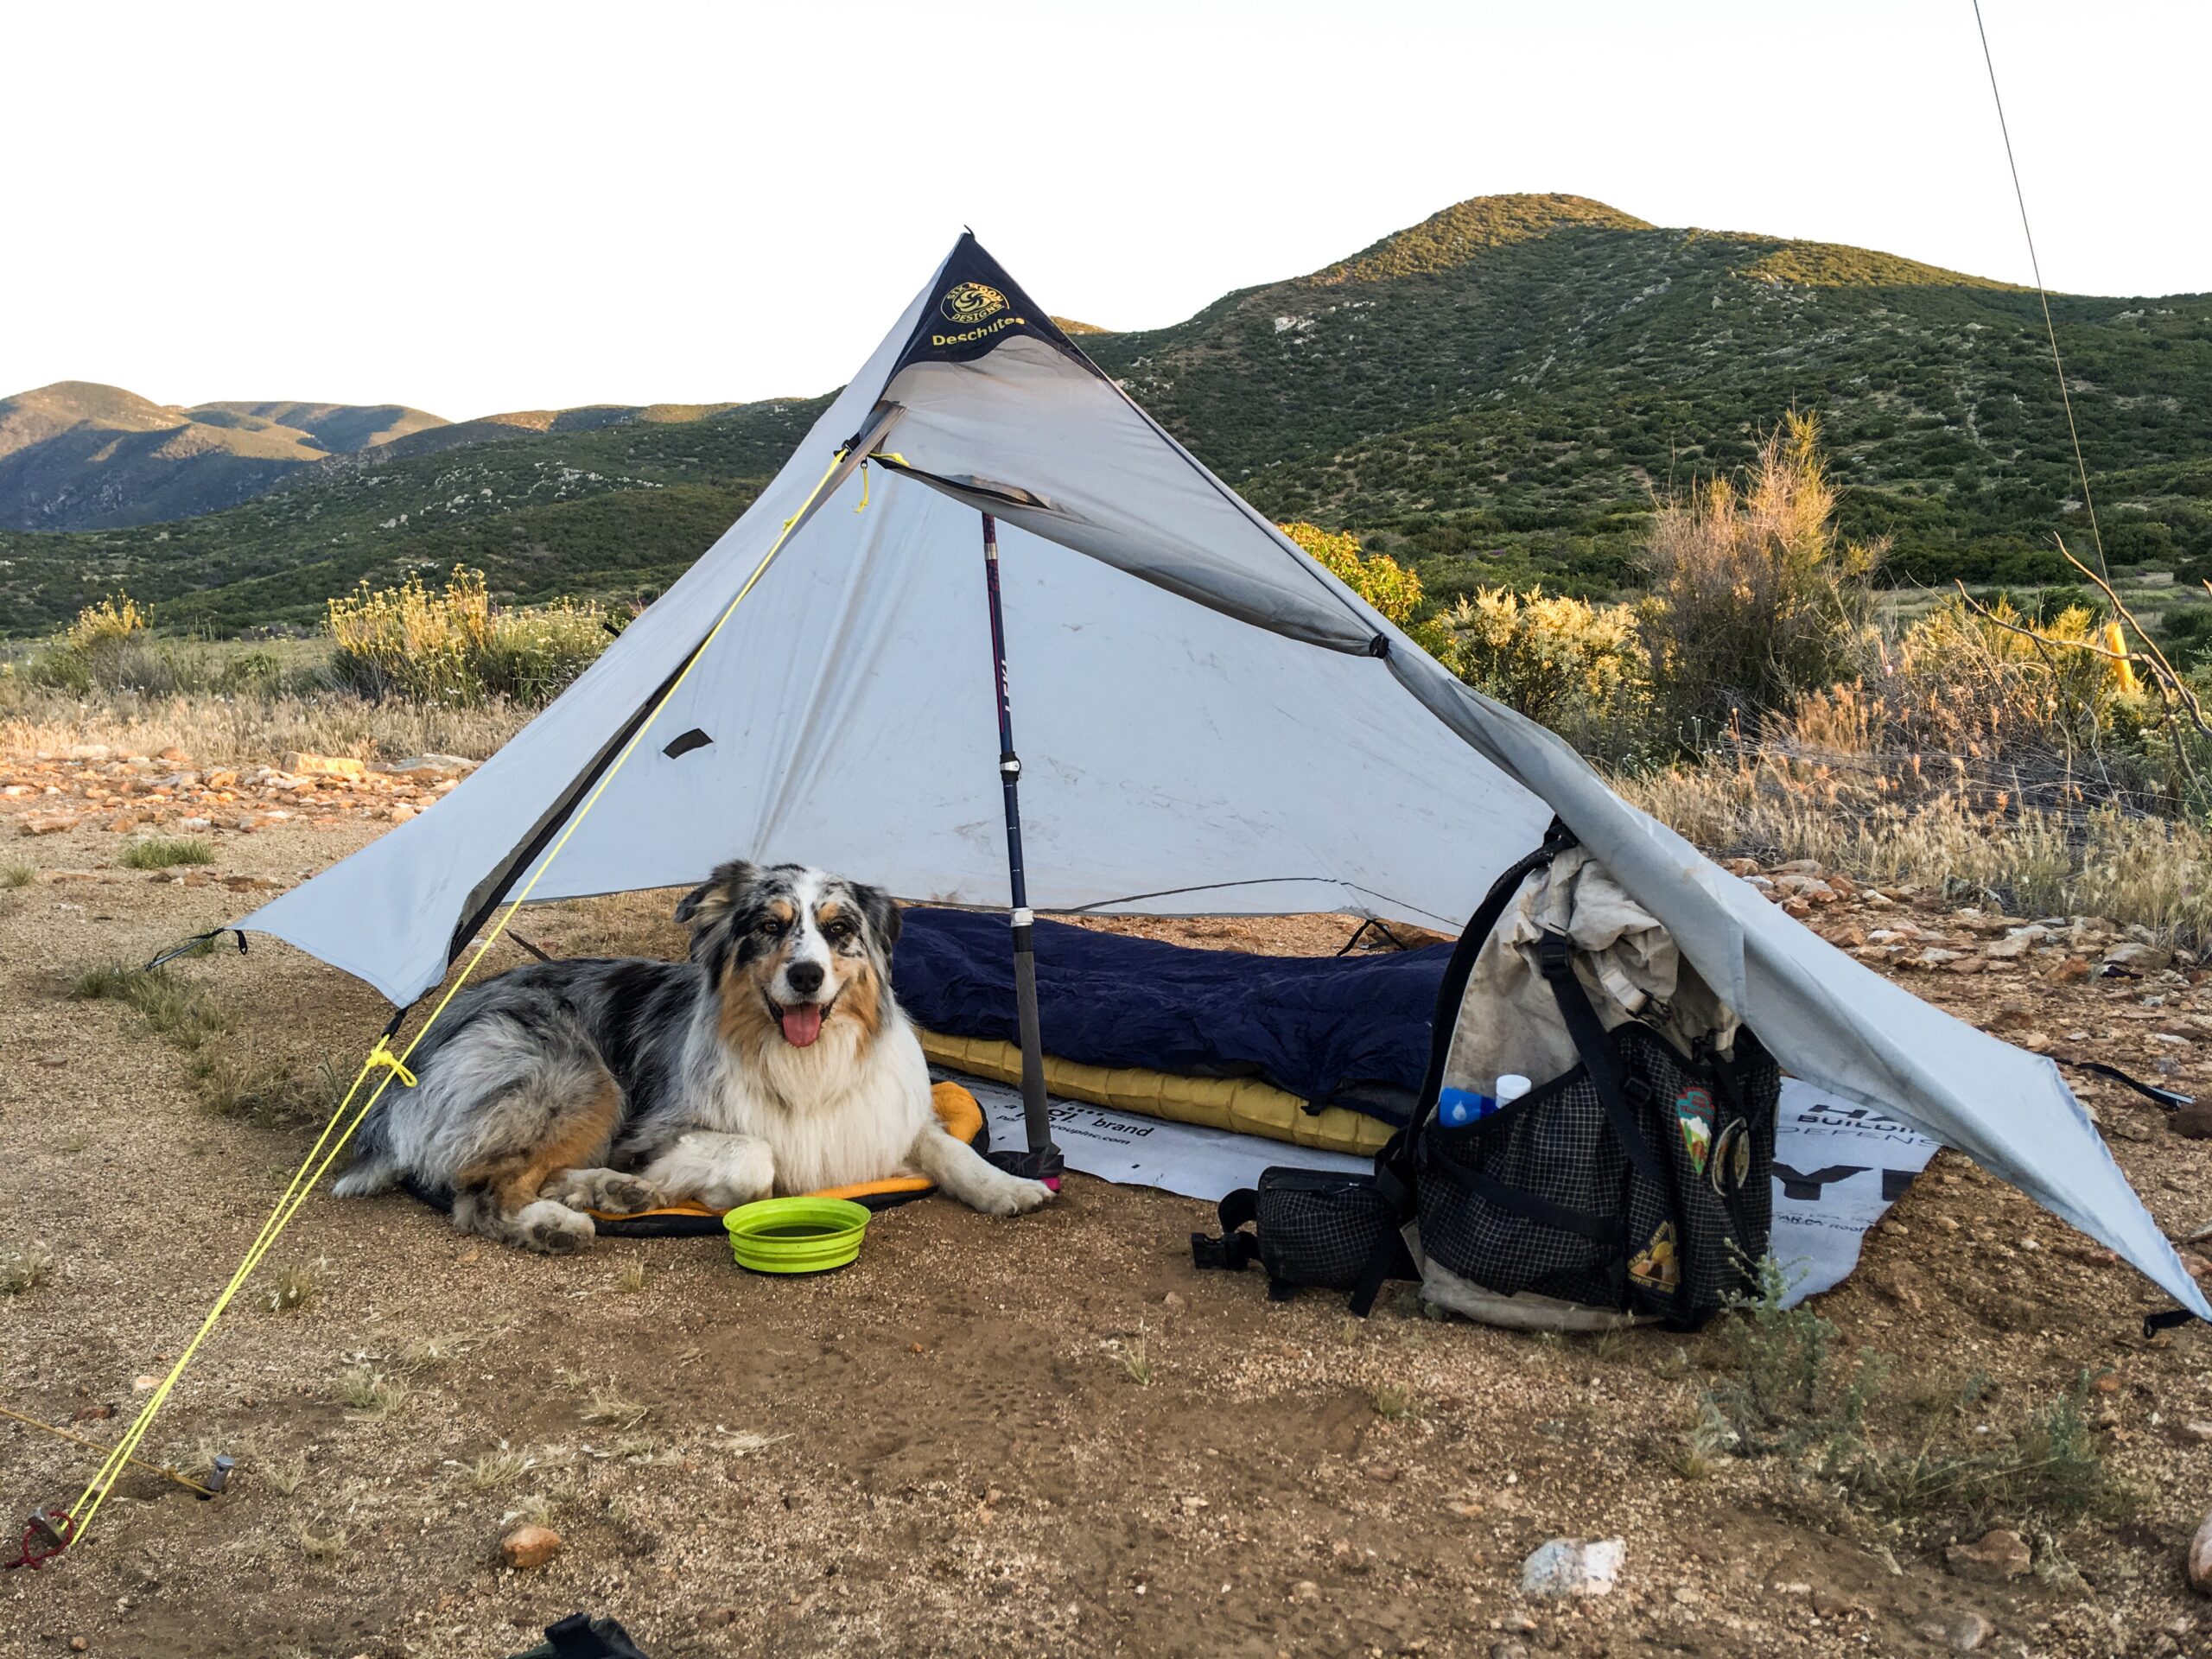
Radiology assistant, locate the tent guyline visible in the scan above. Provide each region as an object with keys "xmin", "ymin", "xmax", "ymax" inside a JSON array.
[
  {"xmin": 1970, "ymin": 0, "xmax": 2108, "ymax": 582},
  {"xmin": 58, "ymin": 441, "xmax": 861, "ymax": 1549}
]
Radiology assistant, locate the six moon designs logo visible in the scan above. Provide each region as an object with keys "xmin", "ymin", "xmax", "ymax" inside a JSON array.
[{"xmin": 940, "ymin": 282, "xmax": 1007, "ymax": 326}]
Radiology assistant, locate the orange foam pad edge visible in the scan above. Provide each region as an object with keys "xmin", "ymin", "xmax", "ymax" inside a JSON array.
[{"xmin": 583, "ymin": 1081, "xmax": 983, "ymax": 1221}]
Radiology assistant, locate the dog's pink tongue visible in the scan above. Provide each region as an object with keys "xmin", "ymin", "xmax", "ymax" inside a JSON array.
[{"xmin": 780, "ymin": 1003, "xmax": 824, "ymax": 1047}]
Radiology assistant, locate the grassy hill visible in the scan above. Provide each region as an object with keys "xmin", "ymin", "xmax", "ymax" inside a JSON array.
[
  {"xmin": 5, "ymin": 194, "xmax": 2210, "ymax": 633},
  {"xmin": 1074, "ymin": 195, "xmax": 2212, "ymax": 602},
  {"xmin": 0, "ymin": 395, "xmax": 831, "ymax": 632},
  {"xmin": 0, "ymin": 383, "xmax": 448, "ymax": 532}
]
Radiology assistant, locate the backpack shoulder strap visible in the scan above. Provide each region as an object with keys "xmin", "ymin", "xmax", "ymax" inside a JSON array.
[{"xmin": 1534, "ymin": 930, "xmax": 1670, "ymax": 1192}]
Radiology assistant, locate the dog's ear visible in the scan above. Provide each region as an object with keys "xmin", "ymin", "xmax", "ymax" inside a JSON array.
[
  {"xmin": 851, "ymin": 881, "xmax": 901, "ymax": 954},
  {"xmin": 676, "ymin": 860, "xmax": 757, "ymax": 932}
]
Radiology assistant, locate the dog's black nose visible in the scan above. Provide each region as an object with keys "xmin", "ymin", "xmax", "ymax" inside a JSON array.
[{"xmin": 785, "ymin": 961, "xmax": 825, "ymax": 995}]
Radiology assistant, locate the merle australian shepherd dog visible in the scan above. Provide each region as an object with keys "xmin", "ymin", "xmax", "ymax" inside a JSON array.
[{"xmin": 334, "ymin": 861, "xmax": 1054, "ymax": 1252}]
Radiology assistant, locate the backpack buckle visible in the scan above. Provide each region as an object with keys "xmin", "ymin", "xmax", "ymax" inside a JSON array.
[{"xmin": 1535, "ymin": 931, "xmax": 1576, "ymax": 982}]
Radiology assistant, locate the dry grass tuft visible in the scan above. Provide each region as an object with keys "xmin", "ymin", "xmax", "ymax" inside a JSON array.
[
  {"xmin": 0, "ymin": 862, "xmax": 35, "ymax": 889},
  {"xmin": 263, "ymin": 1256, "xmax": 327, "ymax": 1314},
  {"xmin": 296, "ymin": 1524, "xmax": 349, "ymax": 1565},
  {"xmin": 470, "ymin": 1443, "xmax": 532, "ymax": 1490},
  {"xmin": 579, "ymin": 1387, "xmax": 650, "ymax": 1430},
  {"xmin": 337, "ymin": 1367, "xmax": 408, "ymax": 1421},
  {"xmin": 259, "ymin": 1451, "xmax": 309, "ymax": 1497},
  {"xmin": 1, "ymin": 1240, "xmax": 56, "ymax": 1294}
]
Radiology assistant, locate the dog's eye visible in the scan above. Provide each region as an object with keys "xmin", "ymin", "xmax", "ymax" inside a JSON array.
[
  {"xmin": 758, "ymin": 916, "xmax": 786, "ymax": 938},
  {"xmin": 822, "ymin": 920, "xmax": 854, "ymax": 946}
]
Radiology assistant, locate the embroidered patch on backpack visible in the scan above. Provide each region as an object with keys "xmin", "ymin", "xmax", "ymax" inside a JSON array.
[
  {"xmin": 1630, "ymin": 1221, "xmax": 1680, "ymax": 1292},
  {"xmin": 1675, "ymin": 1088, "xmax": 1715, "ymax": 1176}
]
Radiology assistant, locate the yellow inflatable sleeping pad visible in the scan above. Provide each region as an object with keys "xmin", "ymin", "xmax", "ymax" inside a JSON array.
[{"xmin": 916, "ymin": 1029, "xmax": 1393, "ymax": 1158}]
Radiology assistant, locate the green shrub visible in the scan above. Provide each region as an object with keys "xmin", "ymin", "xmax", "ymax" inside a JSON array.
[
  {"xmin": 1442, "ymin": 585, "xmax": 1651, "ymax": 760},
  {"xmin": 324, "ymin": 567, "xmax": 608, "ymax": 706}
]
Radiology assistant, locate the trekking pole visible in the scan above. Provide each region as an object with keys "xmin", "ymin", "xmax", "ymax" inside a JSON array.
[{"xmin": 978, "ymin": 512, "xmax": 1064, "ymax": 1185}]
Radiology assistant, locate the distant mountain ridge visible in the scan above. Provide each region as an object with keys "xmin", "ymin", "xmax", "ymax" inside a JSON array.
[
  {"xmin": 4, "ymin": 193, "xmax": 2209, "ymax": 632},
  {"xmin": 0, "ymin": 382, "xmax": 448, "ymax": 531}
]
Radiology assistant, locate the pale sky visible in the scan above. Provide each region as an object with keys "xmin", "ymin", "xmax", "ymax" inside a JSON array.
[{"xmin": 5, "ymin": 1, "xmax": 2205, "ymax": 421}]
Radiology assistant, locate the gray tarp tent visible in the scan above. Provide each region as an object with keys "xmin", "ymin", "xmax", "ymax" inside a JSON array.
[{"xmin": 238, "ymin": 235, "xmax": 2208, "ymax": 1319}]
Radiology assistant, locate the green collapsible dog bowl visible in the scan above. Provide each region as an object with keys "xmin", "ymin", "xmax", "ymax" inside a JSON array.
[{"xmin": 723, "ymin": 1197, "xmax": 871, "ymax": 1274}]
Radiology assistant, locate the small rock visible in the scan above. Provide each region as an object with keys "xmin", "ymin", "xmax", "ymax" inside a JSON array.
[
  {"xmin": 71, "ymin": 1405, "xmax": 116, "ymax": 1422},
  {"xmin": 2191, "ymin": 1509, "xmax": 2212, "ymax": 1593},
  {"xmin": 131, "ymin": 1374, "xmax": 160, "ymax": 1393},
  {"xmin": 1947, "ymin": 1611, "xmax": 1991, "ymax": 1652},
  {"xmin": 2052, "ymin": 958, "xmax": 2093, "ymax": 984},
  {"xmin": 21, "ymin": 813, "xmax": 78, "ymax": 836},
  {"xmin": 1288, "ymin": 1580, "xmax": 1321, "ymax": 1602},
  {"xmin": 500, "ymin": 1523, "xmax": 563, "ymax": 1570},
  {"xmin": 281, "ymin": 751, "xmax": 367, "ymax": 779},
  {"xmin": 1810, "ymin": 1587, "xmax": 1861, "ymax": 1618},
  {"xmin": 1719, "ymin": 857, "xmax": 1760, "ymax": 877},
  {"xmin": 1948, "ymin": 957, "xmax": 1987, "ymax": 976},
  {"xmin": 1491, "ymin": 1644, "xmax": 1529, "ymax": 1659},
  {"xmin": 2181, "ymin": 1421, "xmax": 2212, "ymax": 1443},
  {"xmin": 1162, "ymin": 1292, "xmax": 1185, "ymax": 1308},
  {"xmin": 2105, "ymin": 940, "xmax": 2174, "ymax": 976},
  {"xmin": 1947, "ymin": 1529, "xmax": 2031, "ymax": 1583},
  {"xmin": 69, "ymin": 1639, "xmax": 87, "ymax": 1653},
  {"xmin": 377, "ymin": 753, "xmax": 474, "ymax": 782},
  {"xmin": 1984, "ymin": 935, "xmax": 2035, "ymax": 961},
  {"xmin": 1771, "ymin": 858, "xmax": 1825, "ymax": 875},
  {"xmin": 1917, "ymin": 947, "xmax": 1960, "ymax": 967},
  {"xmin": 1773, "ymin": 873, "xmax": 1837, "ymax": 904},
  {"xmin": 2171, "ymin": 1103, "xmax": 2212, "ymax": 1141},
  {"xmin": 1520, "ymin": 1537, "xmax": 1624, "ymax": 1599}
]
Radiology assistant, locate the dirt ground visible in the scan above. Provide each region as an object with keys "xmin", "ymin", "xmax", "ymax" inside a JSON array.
[{"xmin": 6, "ymin": 752, "xmax": 2212, "ymax": 1657}]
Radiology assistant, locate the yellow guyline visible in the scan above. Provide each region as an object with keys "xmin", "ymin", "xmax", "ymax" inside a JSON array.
[{"xmin": 69, "ymin": 445, "xmax": 857, "ymax": 1544}]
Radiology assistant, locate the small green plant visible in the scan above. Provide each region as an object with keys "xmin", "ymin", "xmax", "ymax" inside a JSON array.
[
  {"xmin": 263, "ymin": 1256, "xmax": 327, "ymax": 1313},
  {"xmin": 120, "ymin": 836, "xmax": 218, "ymax": 870},
  {"xmin": 1371, "ymin": 1384, "xmax": 1414, "ymax": 1421},
  {"xmin": 0, "ymin": 863, "xmax": 35, "ymax": 889},
  {"xmin": 1, "ymin": 1240, "xmax": 56, "ymax": 1294},
  {"xmin": 337, "ymin": 1367, "xmax": 407, "ymax": 1421},
  {"xmin": 71, "ymin": 962, "xmax": 228, "ymax": 1049}
]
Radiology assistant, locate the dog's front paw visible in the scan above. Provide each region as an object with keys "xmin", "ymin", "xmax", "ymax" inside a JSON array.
[
  {"xmin": 974, "ymin": 1175, "xmax": 1056, "ymax": 1217},
  {"xmin": 544, "ymin": 1168, "xmax": 664, "ymax": 1216},
  {"xmin": 514, "ymin": 1199, "xmax": 596, "ymax": 1255}
]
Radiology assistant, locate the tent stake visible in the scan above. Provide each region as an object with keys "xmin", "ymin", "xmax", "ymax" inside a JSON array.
[{"xmin": 979, "ymin": 512, "xmax": 1063, "ymax": 1184}]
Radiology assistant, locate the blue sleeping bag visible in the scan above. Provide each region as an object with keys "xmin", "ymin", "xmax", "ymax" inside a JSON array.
[{"xmin": 890, "ymin": 907, "xmax": 1453, "ymax": 1125}]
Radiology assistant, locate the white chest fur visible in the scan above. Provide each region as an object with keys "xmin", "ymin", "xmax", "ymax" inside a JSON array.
[{"xmin": 680, "ymin": 1007, "xmax": 936, "ymax": 1193}]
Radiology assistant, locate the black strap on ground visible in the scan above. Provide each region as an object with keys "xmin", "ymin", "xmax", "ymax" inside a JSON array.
[
  {"xmin": 1190, "ymin": 1189, "xmax": 1263, "ymax": 1274},
  {"xmin": 144, "ymin": 927, "xmax": 247, "ymax": 971},
  {"xmin": 2145, "ymin": 1307, "xmax": 2202, "ymax": 1338},
  {"xmin": 2053, "ymin": 1053, "xmax": 2194, "ymax": 1111}
]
